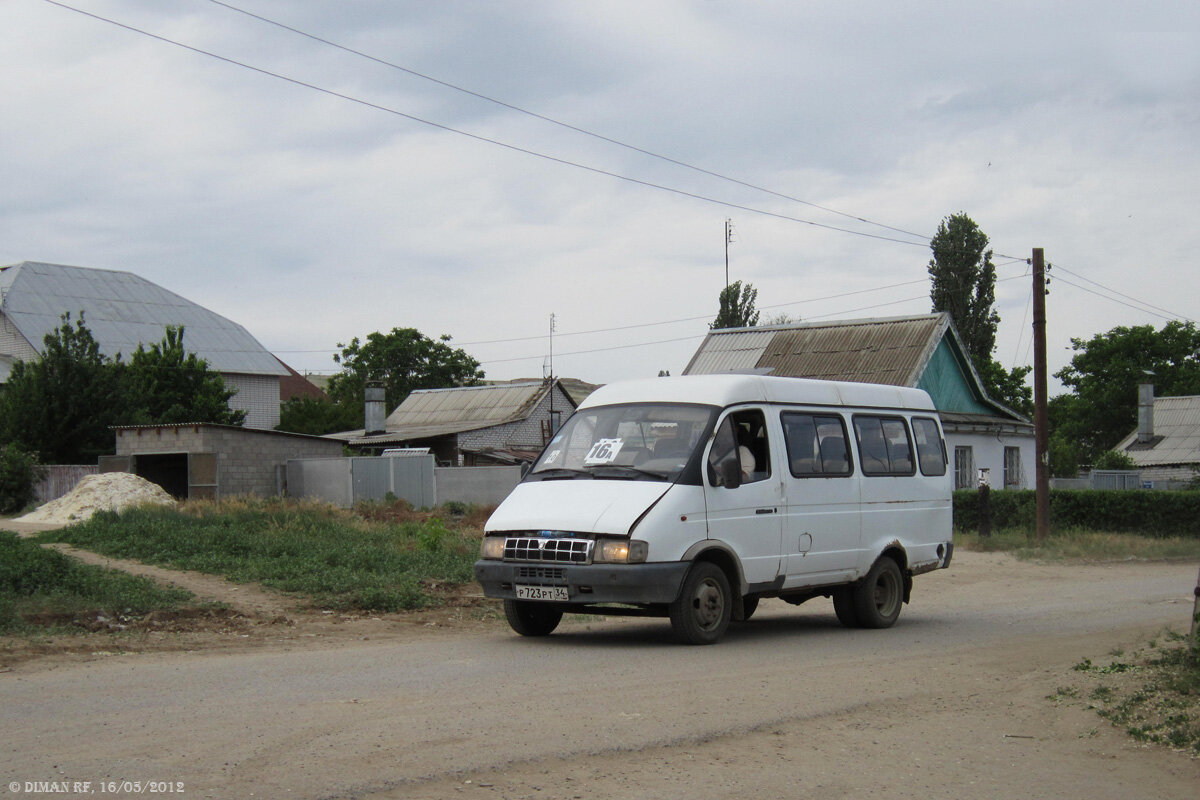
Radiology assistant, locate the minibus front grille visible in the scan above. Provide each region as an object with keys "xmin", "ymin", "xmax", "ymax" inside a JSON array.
[
  {"xmin": 504, "ymin": 537, "xmax": 592, "ymax": 564},
  {"xmin": 516, "ymin": 566, "xmax": 568, "ymax": 583}
]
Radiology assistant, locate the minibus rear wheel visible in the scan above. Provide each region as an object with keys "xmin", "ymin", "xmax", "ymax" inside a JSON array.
[
  {"xmin": 504, "ymin": 600, "xmax": 564, "ymax": 637},
  {"xmin": 669, "ymin": 562, "xmax": 732, "ymax": 644},
  {"xmin": 852, "ymin": 556, "xmax": 903, "ymax": 628}
]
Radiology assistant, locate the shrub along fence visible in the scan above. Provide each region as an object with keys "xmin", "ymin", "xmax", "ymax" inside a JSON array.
[{"xmin": 953, "ymin": 489, "xmax": 1200, "ymax": 538}]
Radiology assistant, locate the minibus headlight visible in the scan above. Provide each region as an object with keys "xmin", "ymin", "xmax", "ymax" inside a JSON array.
[
  {"xmin": 480, "ymin": 536, "xmax": 506, "ymax": 560},
  {"xmin": 594, "ymin": 539, "xmax": 648, "ymax": 564}
]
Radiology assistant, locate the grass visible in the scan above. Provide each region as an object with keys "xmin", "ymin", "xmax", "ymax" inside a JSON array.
[
  {"xmin": 0, "ymin": 531, "xmax": 193, "ymax": 634},
  {"xmin": 36, "ymin": 496, "xmax": 485, "ymax": 613},
  {"xmin": 956, "ymin": 527, "xmax": 1200, "ymax": 561},
  {"xmin": 1065, "ymin": 632, "xmax": 1200, "ymax": 755}
]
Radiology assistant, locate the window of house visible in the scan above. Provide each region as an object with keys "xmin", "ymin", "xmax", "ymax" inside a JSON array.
[
  {"xmin": 853, "ymin": 415, "xmax": 915, "ymax": 476},
  {"xmin": 911, "ymin": 417, "xmax": 947, "ymax": 476},
  {"xmin": 954, "ymin": 446, "xmax": 974, "ymax": 489},
  {"xmin": 1004, "ymin": 446, "xmax": 1022, "ymax": 488},
  {"xmin": 781, "ymin": 412, "xmax": 852, "ymax": 476}
]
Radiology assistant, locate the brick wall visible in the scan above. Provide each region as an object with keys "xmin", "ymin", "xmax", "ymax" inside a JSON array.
[{"xmin": 224, "ymin": 373, "xmax": 282, "ymax": 430}]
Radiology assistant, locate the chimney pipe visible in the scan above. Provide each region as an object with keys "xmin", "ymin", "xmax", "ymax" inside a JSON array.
[
  {"xmin": 365, "ymin": 383, "xmax": 386, "ymax": 436},
  {"xmin": 1137, "ymin": 383, "xmax": 1155, "ymax": 443}
]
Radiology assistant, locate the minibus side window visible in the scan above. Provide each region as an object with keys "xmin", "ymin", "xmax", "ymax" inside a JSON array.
[
  {"xmin": 853, "ymin": 415, "xmax": 916, "ymax": 476},
  {"xmin": 911, "ymin": 417, "xmax": 948, "ymax": 476},
  {"xmin": 782, "ymin": 412, "xmax": 852, "ymax": 476}
]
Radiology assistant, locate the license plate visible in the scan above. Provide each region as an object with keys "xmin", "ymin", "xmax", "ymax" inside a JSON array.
[{"xmin": 515, "ymin": 585, "xmax": 569, "ymax": 602}]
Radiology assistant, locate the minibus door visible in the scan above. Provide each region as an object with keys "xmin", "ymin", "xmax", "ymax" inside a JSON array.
[
  {"xmin": 703, "ymin": 409, "xmax": 783, "ymax": 587},
  {"xmin": 779, "ymin": 411, "xmax": 862, "ymax": 588}
]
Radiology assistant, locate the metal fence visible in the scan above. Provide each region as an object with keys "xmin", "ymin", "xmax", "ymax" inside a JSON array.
[{"xmin": 286, "ymin": 456, "xmax": 519, "ymax": 509}]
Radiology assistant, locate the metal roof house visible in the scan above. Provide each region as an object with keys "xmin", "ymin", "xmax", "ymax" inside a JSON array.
[
  {"xmin": 0, "ymin": 261, "xmax": 287, "ymax": 429},
  {"xmin": 335, "ymin": 379, "xmax": 577, "ymax": 465},
  {"xmin": 684, "ymin": 313, "xmax": 1035, "ymax": 489},
  {"xmin": 1115, "ymin": 386, "xmax": 1200, "ymax": 485}
]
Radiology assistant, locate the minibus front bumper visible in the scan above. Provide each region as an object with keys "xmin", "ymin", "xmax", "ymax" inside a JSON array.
[{"xmin": 474, "ymin": 560, "xmax": 691, "ymax": 605}]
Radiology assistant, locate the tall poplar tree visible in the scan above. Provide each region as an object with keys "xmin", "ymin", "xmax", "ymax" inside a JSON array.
[{"xmin": 928, "ymin": 213, "xmax": 1032, "ymax": 417}]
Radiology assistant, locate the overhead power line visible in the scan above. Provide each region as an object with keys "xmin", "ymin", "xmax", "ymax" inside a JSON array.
[
  {"xmin": 204, "ymin": 0, "xmax": 930, "ymax": 245},
  {"xmin": 43, "ymin": 0, "xmax": 927, "ymax": 248}
]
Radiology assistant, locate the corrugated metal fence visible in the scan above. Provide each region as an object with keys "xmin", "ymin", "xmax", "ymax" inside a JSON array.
[{"xmin": 287, "ymin": 456, "xmax": 519, "ymax": 509}]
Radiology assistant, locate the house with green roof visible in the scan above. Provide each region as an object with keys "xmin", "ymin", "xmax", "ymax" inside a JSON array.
[{"xmin": 683, "ymin": 312, "xmax": 1034, "ymax": 489}]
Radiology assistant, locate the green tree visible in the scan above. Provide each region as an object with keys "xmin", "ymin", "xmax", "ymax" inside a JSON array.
[
  {"xmin": 0, "ymin": 445, "xmax": 46, "ymax": 514},
  {"xmin": 276, "ymin": 396, "xmax": 361, "ymax": 436},
  {"xmin": 711, "ymin": 281, "xmax": 760, "ymax": 329},
  {"xmin": 1053, "ymin": 320, "xmax": 1200, "ymax": 463},
  {"xmin": 121, "ymin": 326, "xmax": 245, "ymax": 426},
  {"xmin": 1092, "ymin": 449, "xmax": 1137, "ymax": 470},
  {"xmin": 0, "ymin": 313, "xmax": 123, "ymax": 463},
  {"xmin": 327, "ymin": 328, "xmax": 484, "ymax": 421},
  {"xmin": 927, "ymin": 213, "xmax": 1032, "ymax": 416},
  {"xmin": 928, "ymin": 213, "xmax": 999, "ymax": 362}
]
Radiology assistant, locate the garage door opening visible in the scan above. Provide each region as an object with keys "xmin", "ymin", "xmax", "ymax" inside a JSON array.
[{"xmin": 133, "ymin": 453, "xmax": 189, "ymax": 499}]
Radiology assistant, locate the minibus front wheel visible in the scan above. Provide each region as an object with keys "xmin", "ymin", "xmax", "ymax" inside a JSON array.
[
  {"xmin": 504, "ymin": 600, "xmax": 564, "ymax": 637},
  {"xmin": 669, "ymin": 562, "xmax": 732, "ymax": 645}
]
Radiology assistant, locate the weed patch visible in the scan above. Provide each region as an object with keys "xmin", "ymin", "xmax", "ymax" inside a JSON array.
[
  {"xmin": 957, "ymin": 528, "xmax": 1200, "ymax": 562},
  {"xmin": 0, "ymin": 532, "xmax": 193, "ymax": 634},
  {"xmin": 39, "ymin": 497, "xmax": 485, "ymax": 612},
  {"xmin": 1056, "ymin": 631, "xmax": 1200, "ymax": 756}
]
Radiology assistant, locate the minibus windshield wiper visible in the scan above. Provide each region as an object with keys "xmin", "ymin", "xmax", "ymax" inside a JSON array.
[
  {"xmin": 531, "ymin": 468, "xmax": 593, "ymax": 480},
  {"xmin": 583, "ymin": 465, "xmax": 669, "ymax": 481}
]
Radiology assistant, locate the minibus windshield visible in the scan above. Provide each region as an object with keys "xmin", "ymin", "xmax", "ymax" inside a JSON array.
[{"xmin": 531, "ymin": 403, "xmax": 716, "ymax": 482}]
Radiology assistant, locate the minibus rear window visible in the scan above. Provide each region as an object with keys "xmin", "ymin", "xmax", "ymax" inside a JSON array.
[{"xmin": 911, "ymin": 417, "xmax": 947, "ymax": 476}]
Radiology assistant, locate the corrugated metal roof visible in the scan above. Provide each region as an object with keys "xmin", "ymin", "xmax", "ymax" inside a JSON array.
[
  {"xmin": 684, "ymin": 315, "xmax": 946, "ymax": 385},
  {"xmin": 0, "ymin": 262, "xmax": 286, "ymax": 376},
  {"xmin": 387, "ymin": 382, "xmax": 547, "ymax": 429},
  {"xmin": 331, "ymin": 381, "xmax": 572, "ymax": 445},
  {"xmin": 1118, "ymin": 395, "xmax": 1200, "ymax": 466}
]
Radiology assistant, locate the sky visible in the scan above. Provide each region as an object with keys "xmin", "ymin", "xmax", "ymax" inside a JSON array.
[{"xmin": 2, "ymin": 1, "xmax": 1198, "ymax": 395}]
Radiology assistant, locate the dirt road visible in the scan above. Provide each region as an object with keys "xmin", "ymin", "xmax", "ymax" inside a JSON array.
[{"xmin": 2, "ymin": 552, "xmax": 1198, "ymax": 799}]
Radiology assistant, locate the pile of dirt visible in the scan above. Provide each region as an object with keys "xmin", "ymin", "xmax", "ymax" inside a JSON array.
[{"xmin": 19, "ymin": 472, "xmax": 176, "ymax": 524}]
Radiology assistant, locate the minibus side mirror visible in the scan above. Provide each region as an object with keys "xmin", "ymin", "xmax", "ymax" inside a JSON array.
[{"xmin": 719, "ymin": 457, "xmax": 742, "ymax": 489}]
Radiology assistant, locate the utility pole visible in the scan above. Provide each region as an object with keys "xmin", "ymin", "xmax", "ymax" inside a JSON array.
[
  {"xmin": 548, "ymin": 312, "xmax": 556, "ymax": 423},
  {"xmin": 724, "ymin": 218, "xmax": 734, "ymax": 289},
  {"xmin": 1032, "ymin": 248, "xmax": 1050, "ymax": 542}
]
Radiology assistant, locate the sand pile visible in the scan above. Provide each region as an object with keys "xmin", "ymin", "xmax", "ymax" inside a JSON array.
[{"xmin": 19, "ymin": 472, "xmax": 176, "ymax": 524}]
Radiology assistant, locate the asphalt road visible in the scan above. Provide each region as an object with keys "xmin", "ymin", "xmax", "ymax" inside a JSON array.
[{"xmin": 2, "ymin": 553, "xmax": 1198, "ymax": 799}]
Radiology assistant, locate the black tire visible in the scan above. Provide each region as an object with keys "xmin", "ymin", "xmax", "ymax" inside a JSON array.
[
  {"xmin": 739, "ymin": 596, "xmax": 760, "ymax": 621},
  {"xmin": 669, "ymin": 562, "xmax": 732, "ymax": 645},
  {"xmin": 503, "ymin": 599, "xmax": 564, "ymax": 637},
  {"xmin": 851, "ymin": 556, "xmax": 904, "ymax": 629},
  {"xmin": 832, "ymin": 588, "xmax": 860, "ymax": 628}
]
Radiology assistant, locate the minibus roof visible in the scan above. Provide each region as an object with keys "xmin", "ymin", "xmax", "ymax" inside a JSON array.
[{"xmin": 579, "ymin": 374, "xmax": 937, "ymax": 413}]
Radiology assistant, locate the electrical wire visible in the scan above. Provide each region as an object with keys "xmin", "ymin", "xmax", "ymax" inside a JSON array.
[
  {"xmin": 203, "ymin": 0, "xmax": 932, "ymax": 245},
  {"xmin": 1051, "ymin": 263, "xmax": 1195, "ymax": 323},
  {"xmin": 42, "ymin": 0, "xmax": 928, "ymax": 248}
]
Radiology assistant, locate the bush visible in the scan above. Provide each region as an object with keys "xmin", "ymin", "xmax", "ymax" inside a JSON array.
[
  {"xmin": 0, "ymin": 445, "xmax": 45, "ymax": 514},
  {"xmin": 1093, "ymin": 450, "xmax": 1137, "ymax": 470},
  {"xmin": 953, "ymin": 489, "xmax": 1200, "ymax": 537}
]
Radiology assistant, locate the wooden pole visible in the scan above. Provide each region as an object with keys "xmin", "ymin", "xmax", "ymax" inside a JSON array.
[
  {"xmin": 1191, "ymin": 565, "xmax": 1200, "ymax": 642},
  {"xmin": 1032, "ymin": 248, "xmax": 1050, "ymax": 542}
]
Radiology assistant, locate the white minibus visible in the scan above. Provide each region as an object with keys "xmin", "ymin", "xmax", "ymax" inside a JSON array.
[{"xmin": 475, "ymin": 374, "xmax": 953, "ymax": 644}]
